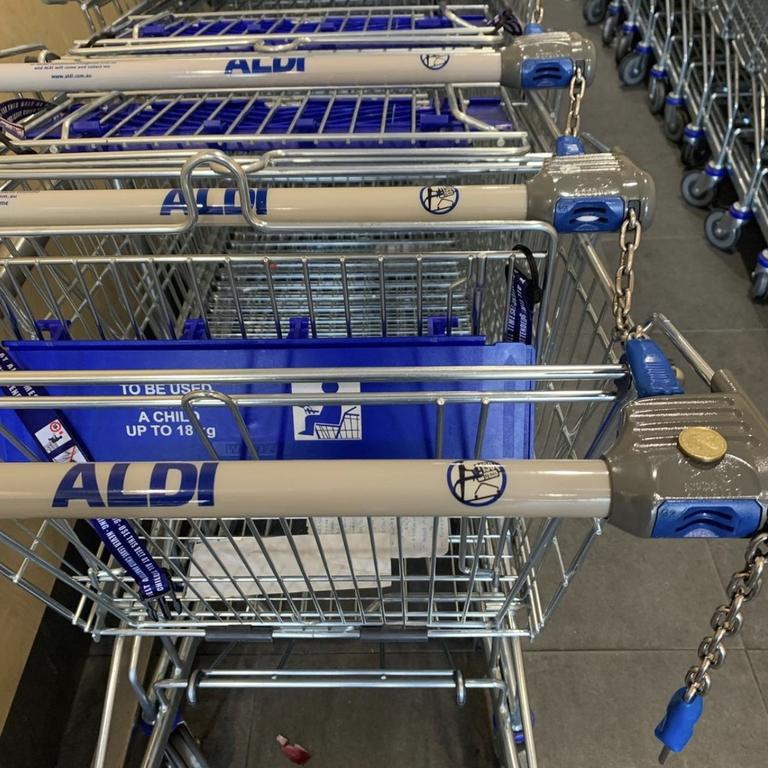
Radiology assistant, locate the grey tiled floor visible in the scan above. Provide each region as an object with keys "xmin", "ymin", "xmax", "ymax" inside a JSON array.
[
  {"xmin": 522, "ymin": 2, "xmax": 768, "ymax": 766},
  {"xmin": 58, "ymin": 0, "xmax": 768, "ymax": 766}
]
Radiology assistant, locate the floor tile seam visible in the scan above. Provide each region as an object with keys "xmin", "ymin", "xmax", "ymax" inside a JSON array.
[
  {"xmin": 745, "ymin": 651, "xmax": 768, "ymax": 715},
  {"xmin": 523, "ymin": 647, "xmax": 754, "ymax": 653}
]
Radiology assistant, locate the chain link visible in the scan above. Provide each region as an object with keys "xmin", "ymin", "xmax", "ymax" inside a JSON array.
[
  {"xmin": 683, "ymin": 531, "xmax": 768, "ymax": 702},
  {"xmin": 612, "ymin": 209, "xmax": 646, "ymax": 341},
  {"xmin": 564, "ymin": 67, "xmax": 586, "ymax": 137},
  {"xmin": 532, "ymin": 0, "xmax": 544, "ymax": 24}
]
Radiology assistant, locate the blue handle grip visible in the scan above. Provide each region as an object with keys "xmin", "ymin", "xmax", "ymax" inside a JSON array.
[{"xmin": 655, "ymin": 688, "xmax": 703, "ymax": 754}]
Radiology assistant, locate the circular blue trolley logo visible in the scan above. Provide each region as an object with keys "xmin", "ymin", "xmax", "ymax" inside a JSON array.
[
  {"xmin": 446, "ymin": 460, "xmax": 507, "ymax": 507},
  {"xmin": 420, "ymin": 185, "xmax": 460, "ymax": 215},
  {"xmin": 420, "ymin": 53, "xmax": 451, "ymax": 71}
]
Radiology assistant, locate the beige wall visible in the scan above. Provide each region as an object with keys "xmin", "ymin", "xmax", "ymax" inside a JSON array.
[{"xmin": 2, "ymin": 2, "xmax": 88, "ymax": 58}]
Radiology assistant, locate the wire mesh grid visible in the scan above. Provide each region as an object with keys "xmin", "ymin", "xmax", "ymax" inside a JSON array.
[
  {"xmin": 12, "ymin": 84, "xmax": 529, "ymax": 154},
  {"xmin": 95, "ymin": 2, "xmax": 502, "ymax": 49}
]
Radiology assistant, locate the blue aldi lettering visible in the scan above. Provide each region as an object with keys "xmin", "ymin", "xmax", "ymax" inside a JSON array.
[
  {"xmin": 159, "ymin": 188, "xmax": 257, "ymax": 217},
  {"xmin": 52, "ymin": 462, "xmax": 218, "ymax": 508},
  {"xmin": 224, "ymin": 57, "xmax": 306, "ymax": 76}
]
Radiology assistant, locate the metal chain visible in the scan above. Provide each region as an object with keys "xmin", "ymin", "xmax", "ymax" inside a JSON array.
[
  {"xmin": 532, "ymin": 0, "xmax": 544, "ymax": 23},
  {"xmin": 564, "ymin": 67, "xmax": 586, "ymax": 137},
  {"xmin": 612, "ymin": 209, "xmax": 647, "ymax": 341},
  {"xmin": 683, "ymin": 531, "xmax": 768, "ymax": 702}
]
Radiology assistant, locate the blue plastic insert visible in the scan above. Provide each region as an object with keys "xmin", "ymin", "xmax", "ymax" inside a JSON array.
[
  {"xmin": 27, "ymin": 95, "xmax": 514, "ymax": 152},
  {"xmin": 553, "ymin": 195, "xmax": 625, "ymax": 233},
  {"xmin": 554, "ymin": 135, "xmax": 584, "ymax": 156},
  {"xmin": 652, "ymin": 499, "xmax": 763, "ymax": 538},
  {"xmin": 0, "ymin": 338, "xmax": 535, "ymax": 463},
  {"xmin": 521, "ymin": 57, "xmax": 575, "ymax": 89}
]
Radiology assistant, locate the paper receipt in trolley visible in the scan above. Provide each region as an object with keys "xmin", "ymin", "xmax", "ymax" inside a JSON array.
[{"xmin": 187, "ymin": 520, "xmax": 449, "ymax": 599}]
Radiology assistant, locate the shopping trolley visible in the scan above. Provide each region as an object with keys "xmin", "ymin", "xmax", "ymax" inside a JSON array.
[
  {"xmin": 612, "ymin": 0, "xmax": 643, "ymax": 63},
  {"xmin": 646, "ymin": 0, "xmax": 676, "ymax": 114},
  {"xmin": 617, "ymin": 0, "xmax": 662, "ymax": 85},
  {"xmin": 0, "ymin": 97, "xmax": 666, "ymax": 768},
  {"xmin": 661, "ymin": 0, "xmax": 696, "ymax": 141},
  {"xmin": 679, "ymin": 5, "xmax": 745, "ymax": 208},
  {"xmin": 0, "ymin": 133, "xmax": 765, "ymax": 768}
]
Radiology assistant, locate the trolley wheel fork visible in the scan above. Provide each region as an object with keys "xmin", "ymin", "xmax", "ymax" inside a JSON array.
[
  {"xmin": 165, "ymin": 723, "xmax": 209, "ymax": 768},
  {"xmin": 648, "ymin": 76, "xmax": 669, "ymax": 114},
  {"xmin": 664, "ymin": 103, "xmax": 688, "ymax": 143}
]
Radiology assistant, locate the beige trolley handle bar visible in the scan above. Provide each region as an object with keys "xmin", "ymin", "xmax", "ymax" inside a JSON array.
[
  {"xmin": 0, "ymin": 365, "xmax": 765, "ymax": 540},
  {"xmin": 0, "ymin": 32, "xmax": 595, "ymax": 92},
  {"xmin": 0, "ymin": 148, "xmax": 655, "ymax": 236}
]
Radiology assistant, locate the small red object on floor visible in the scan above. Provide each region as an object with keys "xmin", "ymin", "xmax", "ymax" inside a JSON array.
[{"xmin": 276, "ymin": 734, "xmax": 312, "ymax": 765}]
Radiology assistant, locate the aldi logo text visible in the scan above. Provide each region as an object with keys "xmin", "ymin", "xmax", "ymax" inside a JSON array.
[
  {"xmin": 52, "ymin": 462, "xmax": 218, "ymax": 508},
  {"xmin": 224, "ymin": 57, "xmax": 306, "ymax": 76}
]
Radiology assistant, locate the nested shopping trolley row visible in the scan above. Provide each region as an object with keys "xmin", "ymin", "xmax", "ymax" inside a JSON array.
[
  {"xmin": 5, "ymin": 3, "xmax": 768, "ymax": 767},
  {"xmin": 585, "ymin": 0, "xmax": 768, "ymax": 298}
]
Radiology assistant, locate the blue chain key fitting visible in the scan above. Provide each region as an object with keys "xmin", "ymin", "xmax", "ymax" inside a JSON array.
[{"xmin": 654, "ymin": 688, "xmax": 703, "ymax": 763}]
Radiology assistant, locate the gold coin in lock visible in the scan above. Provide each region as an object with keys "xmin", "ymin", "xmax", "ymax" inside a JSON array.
[{"xmin": 677, "ymin": 426, "xmax": 728, "ymax": 464}]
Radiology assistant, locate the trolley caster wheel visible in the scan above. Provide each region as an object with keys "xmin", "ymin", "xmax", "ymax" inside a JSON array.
[
  {"xmin": 663, "ymin": 104, "xmax": 687, "ymax": 142},
  {"xmin": 602, "ymin": 13, "xmax": 620, "ymax": 45},
  {"xmin": 680, "ymin": 137, "xmax": 710, "ymax": 168},
  {"xmin": 583, "ymin": 0, "xmax": 608, "ymax": 24},
  {"xmin": 680, "ymin": 171, "xmax": 716, "ymax": 208},
  {"xmin": 618, "ymin": 51, "xmax": 650, "ymax": 85},
  {"xmin": 647, "ymin": 77, "xmax": 669, "ymax": 114},
  {"xmin": 751, "ymin": 271, "xmax": 768, "ymax": 301},
  {"xmin": 615, "ymin": 32, "xmax": 636, "ymax": 64},
  {"xmin": 705, "ymin": 210, "xmax": 742, "ymax": 252}
]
